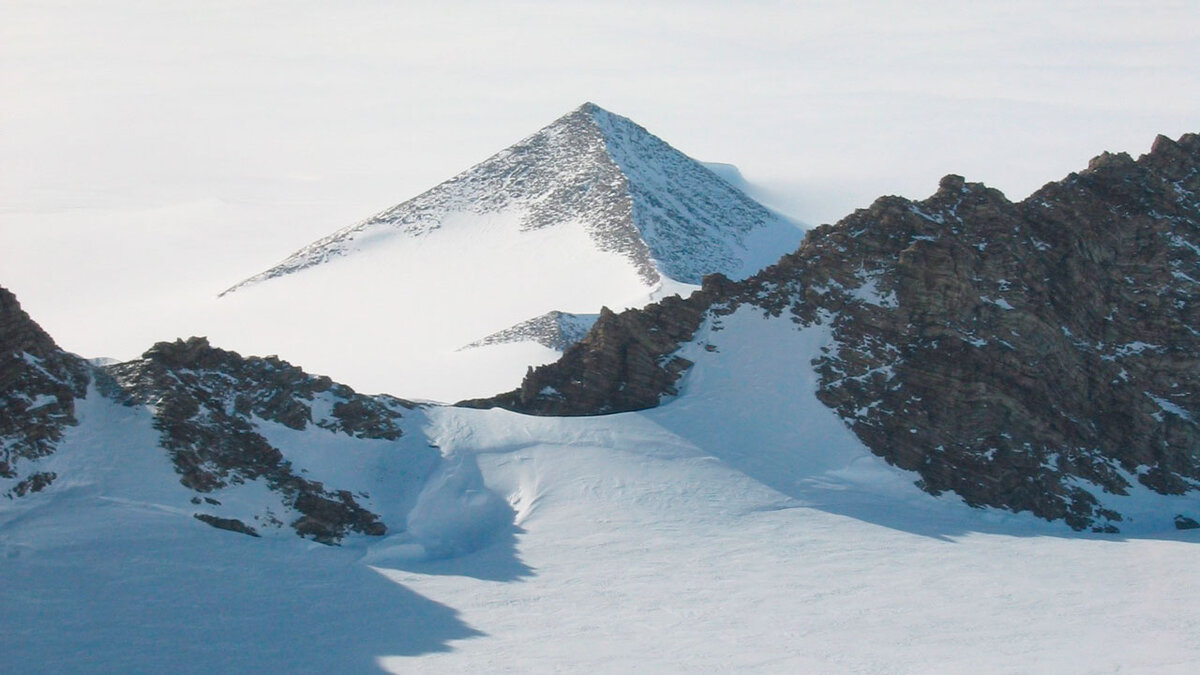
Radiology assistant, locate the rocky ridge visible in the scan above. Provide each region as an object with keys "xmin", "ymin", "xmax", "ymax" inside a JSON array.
[
  {"xmin": 104, "ymin": 338, "xmax": 436, "ymax": 543},
  {"xmin": 0, "ymin": 287, "xmax": 90, "ymax": 498},
  {"xmin": 466, "ymin": 133, "xmax": 1200, "ymax": 531},
  {"xmin": 1, "ymin": 293, "xmax": 438, "ymax": 544}
]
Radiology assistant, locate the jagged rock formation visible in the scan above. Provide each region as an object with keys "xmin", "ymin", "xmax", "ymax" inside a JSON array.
[
  {"xmin": 2, "ymin": 290, "xmax": 439, "ymax": 544},
  {"xmin": 460, "ymin": 311, "xmax": 598, "ymax": 351},
  {"xmin": 105, "ymin": 337, "xmax": 434, "ymax": 543},
  {"xmin": 0, "ymin": 287, "xmax": 89, "ymax": 498},
  {"xmin": 461, "ymin": 278, "xmax": 730, "ymax": 414},
  {"xmin": 224, "ymin": 102, "xmax": 800, "ymax": 295},
  {"xmin": 468, "ymin": 133, "xmax": 1200, "ymax": 531}
]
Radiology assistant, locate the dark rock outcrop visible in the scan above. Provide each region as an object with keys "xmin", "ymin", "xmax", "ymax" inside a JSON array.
[
  {"xmin": 106, "ymin": 337, "xmax": 428, "ymax": 543},
  {"xmin": 0, "ymin": 286, "xmax": 89, "ymax": 494},
  {"xmin": 461, "ymin": 283, "xmax": 729, "ymax": 415},
  {"xmin": 460, "ymin": 310, "xmax": 599, "ymax": 352},
  {"xmin": 193, "ymin": 513, "xmax": 260, "ymax": 537},
  {"xmin": 1, "ymin": 287, "xmax": 438, "ymax": 545},
  {"xmin": 468, "ymin": 133, "xmax": 1200, "ymax": 531}
]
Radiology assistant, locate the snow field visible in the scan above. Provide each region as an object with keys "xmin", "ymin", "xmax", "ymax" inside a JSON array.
[
  {"xmin": 373, "ymin": 307, "xmax": 1200, "ymax": 672},
  {"xmin": 3, "ymin": 308, "xmax": 1197, "ymax": 672}
]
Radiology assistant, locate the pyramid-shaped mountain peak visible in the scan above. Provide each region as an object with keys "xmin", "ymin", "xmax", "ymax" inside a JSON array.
[
  {"xmin": 224, "ymin": 104, "xmax": 801, "ymax": 294},
  {"xmin": 207, "ymin": 105, "xmax": 803, "ymax": 400}
]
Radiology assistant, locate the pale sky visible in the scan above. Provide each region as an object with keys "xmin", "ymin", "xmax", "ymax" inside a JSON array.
[{"xmin": 3, "ymin": 0, "xmax": 1198, "ymax": 361}]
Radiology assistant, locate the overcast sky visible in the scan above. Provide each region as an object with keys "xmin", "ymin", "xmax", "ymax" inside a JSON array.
[{"xmin": 3, "ymin": 0, "xmax": 1198, "ymax": 360}]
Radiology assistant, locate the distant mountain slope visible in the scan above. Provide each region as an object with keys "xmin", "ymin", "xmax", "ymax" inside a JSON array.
[
  {"xmin": 224, "ymin": 103, "xmax": 799, "ymax": 295},
  {"xmin": 208, "ymin": 104, "xmax": 801, "ymax": 401},
  {"xmin": 467, "ymin": 133, "xmax": 1200, "ymax": 532},
  {"xmin": 460, "ymin": 310, "xmax": 598, "ymax": 352}
]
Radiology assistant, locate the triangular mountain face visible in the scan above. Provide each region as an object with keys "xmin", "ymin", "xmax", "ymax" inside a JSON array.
[
  {"xmin": 466, "ymin": 133, "xmax": 1200, "ymax": 533},
  {"xmin": 224, "ymin": 102, "xmax": 799, "ymax": 294},
  {"xmin": 210, "ymin": 104, "xmax": 802, "ymax": 402}
]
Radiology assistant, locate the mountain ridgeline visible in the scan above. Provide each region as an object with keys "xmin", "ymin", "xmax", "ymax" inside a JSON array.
[
  {"xmin": 4, "ymin": 127, "xmax": 1199, "ymax": 536},
  {"xmin": 465, "ymin": 133, "xmax": 1200, "ymax": 532},
  {"xmin": 1, "ymin": 290, "xmax": 438, "ymax": 544},
  {"xmin": 223, "ymin": 102, "xmax": 800, "ymax": 295}
]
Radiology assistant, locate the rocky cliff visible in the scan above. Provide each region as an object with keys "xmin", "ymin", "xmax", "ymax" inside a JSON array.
[
  {"xmin": 460, "ymin": 310, "xmax": 599, "ymax": 352},
  {"xmin": 0, "ymin": 287, "xmax": 89, "ymax": 498},
  {"xmin": 467, "ymin": 133, "xmax": 1200, "ymax": 531},
  {"xmin": 1, "ymin": 290, "xmax": 438, "ymax": 544},
  {"xmin": 104, "ymin": 338, "xmax": 435, "ymax": 543}
]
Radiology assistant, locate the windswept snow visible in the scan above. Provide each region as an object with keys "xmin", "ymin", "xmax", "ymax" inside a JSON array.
[
  {"xmin": 374, "ymin": 306, "xmax": 1200, "ymax": 672},
  {"xmin": 5, "ymin": 307, "xmax": 1197, "ymax": 672}
]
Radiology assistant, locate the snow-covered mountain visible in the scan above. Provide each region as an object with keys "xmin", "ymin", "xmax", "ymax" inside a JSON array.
[
  {"xmin": 209, "ymin": 103, "xmax": 802, "ymax": 402},
  {"xmin": 474, "ymin": 133, "xmax": 1200, "ymax": 533},
  {"xmin": 1, "ymin": 288, "xmax": 494, "ymax": 551},
  {"xmin": 4, "ymin": 278, "xmax": 1198, "ymax": 672},
  {"xmin": 5, "ymin": 131, "xmax": 1200, "ymax": 672},
  {"xmin": 225, "ymin": 102, "xmax": 798, "ymax": 293}
]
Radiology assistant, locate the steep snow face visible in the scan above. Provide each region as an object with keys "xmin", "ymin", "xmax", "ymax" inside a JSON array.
[
  {"xmin": 206, "ymin": 104, "xmax": 801, "ymax": 401},
  {"xmin": 588, "ymin": 105, "xmax": 803, "ymax": 282},
  {"xmin": 206, "ymin": 207, "xmax": 649, "ymax": 402}
]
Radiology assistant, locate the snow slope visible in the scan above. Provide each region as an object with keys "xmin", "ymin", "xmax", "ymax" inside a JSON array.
[
  {"xmin": 205, "ymin": 104, "xmax": 802, "ymax": 402},
  {"xmin": 5, "ymin": 306, "xmax": 1197, "ymax": 672},
  {"xmin": 383, "ymin": 306, "xmax": 1200, "ymax": 672}
]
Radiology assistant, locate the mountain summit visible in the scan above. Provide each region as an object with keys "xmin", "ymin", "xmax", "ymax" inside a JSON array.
[
  {"xmin": 224, "ymin": 103, "xmax": 800, "ymax": 296},
  {"xmin": 209, "ymin": 104, "xmax": 802, "ymax": 401}
]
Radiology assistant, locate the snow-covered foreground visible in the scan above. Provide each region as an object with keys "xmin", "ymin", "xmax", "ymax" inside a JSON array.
[
  {"xmin": 390, "ymin": 418, "xmax": 1200, "ymax": 673},
  {"xmin": 4, "ymin": 309, "xmax": 1198, "ymax": 672}
]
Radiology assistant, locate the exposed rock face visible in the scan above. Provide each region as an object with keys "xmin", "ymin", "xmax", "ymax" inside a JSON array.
[
  {"xmin": 2, "ymin": 289, "xmax": 445, "ymax": 546},
  {"xmin": 193, "ymin": 513, "xmax": 260, "ymax": 537},
  {"xmin": 460, "ymin": 277, "xmax": 735, "ymax": 415},
  {"xmin": 0, "ymin": 286, "xmax": 89, "ymax": 496},
  {"xmin": 224, "ymin": 103, "xmax": 798, "ymax": 295},
  {"xmin": 460, "ymin": 310, "xmax": 599, "ymax": 352},
  {"xmin": 105, "ymin": 337, "xmax": 429, "ymax": 543},
  {"xmin": 470, "ymin": 133, "xmax": 1200, "ymax": 531}
]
